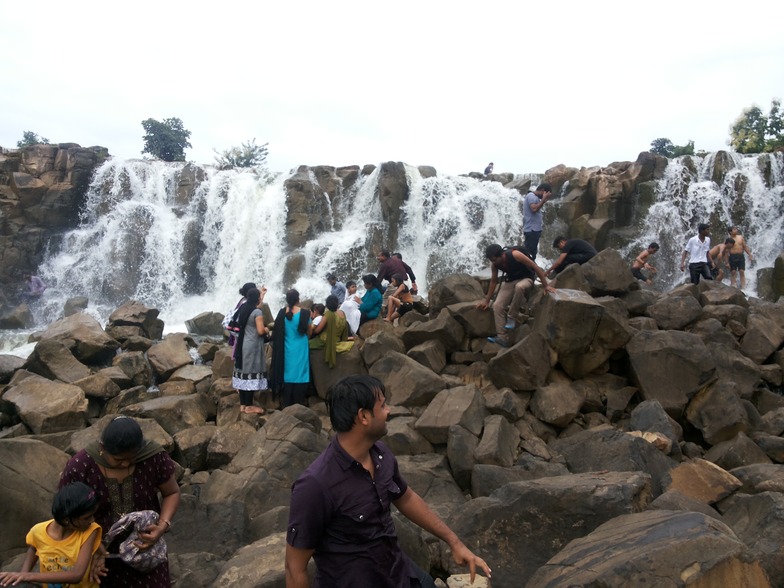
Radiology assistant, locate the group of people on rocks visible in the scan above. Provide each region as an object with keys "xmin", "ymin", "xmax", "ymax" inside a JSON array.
[{"xmin": 226, "ymin": 251, "xmax": 420, "ymax": 414}]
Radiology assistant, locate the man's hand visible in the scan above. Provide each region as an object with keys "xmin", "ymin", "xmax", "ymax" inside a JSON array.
[
  {"xmin": 476, "ymin": 300, "xmax": 490, "ymax": 310},
  {"xmin": 544, "ymin": 285, "xmax": 556, "ymax": 294},
  {"xmin": 450, "ymin": 541, "xmax": 492, "ymax": 583}
]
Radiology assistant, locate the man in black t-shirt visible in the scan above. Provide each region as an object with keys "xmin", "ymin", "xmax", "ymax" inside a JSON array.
[{"xmin": 546, "ymin": 237, "xmax": 597, "ymax": 277}]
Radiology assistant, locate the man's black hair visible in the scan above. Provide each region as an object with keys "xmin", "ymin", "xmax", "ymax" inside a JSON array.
[
  {"xmin": 649, "ymin": 242, "xmax": 660, "ymax": 250},
  {"xmin": 52, "ymin": 482, "xmax": 98, "ymax": 526},
  {"xmin": 485, "ymin": 243, "xmax": 504, "ymax": 259},
  {"xmin": 725, "ymin": 238, "xmax": 736, "ymax": 246},
  {"xmin": 552, "ymin": 236, "xmax": 567, "ymax": 248},
  {"xmin": 536, "ymin": 182, "xmax": 552, "ymax": 192},
  {"xmin": 346, "ymin": 280, "xmax": 356, "ymax": 288},
  {"xmin": 101, "ymin": 416, "xmax": 144, "ymax": 455},
  {"xmin": 379, "ymin": 250, "xmax": 391, "ymax": 259},
  {"xmin": 698, "ymin": 223, "xmax": 710, "ymax": 232},
  {"xmin": 326, "ymin": 274, "xmax": 336, "ymax": 281},
  {"xmin": 392, "ymin": 252, "xmax": 403, "ymax": 260},
  {"xmin": 326, "ymin": 375, "xmax": 386, "ymax": 432}
]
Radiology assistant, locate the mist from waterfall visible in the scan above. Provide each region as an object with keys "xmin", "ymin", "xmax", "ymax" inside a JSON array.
[{"xmin": 620, "ymin": 152, "xmax": 784, "ymax": 292}]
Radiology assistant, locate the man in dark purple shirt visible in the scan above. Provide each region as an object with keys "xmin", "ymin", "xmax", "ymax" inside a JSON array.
[
  {"xmin": 285, "ymin": 375, "xmax": 491, "ymax": 588},
  {"xmin": 376, "ymin": 250, "xmax": 408, "ymax": 286}
]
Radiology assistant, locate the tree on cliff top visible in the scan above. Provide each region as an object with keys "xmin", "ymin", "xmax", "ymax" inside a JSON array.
[
  {"xmin": 729, "ymin": 98, "xmax": 784, "ymax": 154},
  {"xmin": 141, "ymin": 117, "xmax": 192, "ymax": 162},
  {"xmin": 17, "ymin": 131, "xmax": 50, "ymax": 148},
  {"xmin": 649, "ymin": 138, "xmax": 695, "ymax": 158},
  {"xmin": 214, "ymin": 138, "xmax": 269, "ymax": 170}
]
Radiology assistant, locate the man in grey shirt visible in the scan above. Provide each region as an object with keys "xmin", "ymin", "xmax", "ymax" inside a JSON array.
[
  {"xmin": 327, "ymin": 274, "xmax": 347, "ymax": 305},
  {"xmin": 523, "ymin": 183, "xmax": 552, "ymax": 259}
]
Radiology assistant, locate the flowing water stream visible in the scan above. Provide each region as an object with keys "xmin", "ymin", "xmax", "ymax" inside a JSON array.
[{"xmin": 4, "ymin": 151, "xmax": 782, "ymax": 354}]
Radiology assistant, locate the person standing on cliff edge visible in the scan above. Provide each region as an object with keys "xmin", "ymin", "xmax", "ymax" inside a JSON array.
[{"xmin": 523, "ymin": 183, "xmax": 553, "ymax": 260}]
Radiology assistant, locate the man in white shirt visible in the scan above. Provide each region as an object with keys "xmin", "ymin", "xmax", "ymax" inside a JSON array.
[{"xmin": 680, "ymin": 223, "xmax": 713, "ymax": 284}]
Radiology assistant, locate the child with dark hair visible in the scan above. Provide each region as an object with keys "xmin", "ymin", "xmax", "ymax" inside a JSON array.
[
  {"xmin": 0, "ymin": 482, "xmax": 102, "ymax": 587},
  {"xmin": 384, "ymin": 274, "xmax": 414, "ymax": 323}
]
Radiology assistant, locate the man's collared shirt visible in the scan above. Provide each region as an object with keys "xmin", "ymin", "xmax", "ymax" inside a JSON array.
[
  {"xmin": 287, "ymin": 436, "xmax": 412, "ymax": 587},
  {"xmin": 684, "ymin": 235, "xmax": 711, "ymax": 264}
]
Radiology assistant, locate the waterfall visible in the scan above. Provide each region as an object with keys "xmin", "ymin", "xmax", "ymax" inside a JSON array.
[
  {"xmin": 23, "ymin": 152, "xmax": 784, "ymax": 338},
  {"xmin": 620, "ymin": 152, "xmax": 784, "ymax": 292}
]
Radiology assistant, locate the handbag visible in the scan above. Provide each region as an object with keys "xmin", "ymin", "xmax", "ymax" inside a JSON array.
[{"xmin": 104, "ymin": 510, "xmax": 168, "ymax": 572}]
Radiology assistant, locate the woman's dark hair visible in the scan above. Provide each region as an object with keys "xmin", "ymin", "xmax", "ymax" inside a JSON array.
[
  {"xmin": 312, "ymin": 303, "xmax": 326, "ymax": 316},
  {"xmin": 362, "ymin": 274, "xmax": 384, "ymax": 295},
  {"xmin": 326, "ymin": 375, "xmax": 386, "ymax": 432},
  {"xmin": 285, "ymin": 289, "xmax": 300, "ymax": 320},
  {"xmin": 236, "ymin": 288, "xmax": 261, "ymax": 329},
  {"xmin": 52, "ymin": 482, "xmax": 98, "ymax": 526},
  {"xmin": 101, "ymin": 416, "xmax": 144, "ymax": 455},
  {"xmin": 325, "ymin": 295, "xmax": 339, "ymax": 312},
  {"xmin": 239, "ymin": 282, "xmax": 257, "ymax": 297}
]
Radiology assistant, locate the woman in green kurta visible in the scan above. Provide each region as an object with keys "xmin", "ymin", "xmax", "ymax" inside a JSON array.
[{"xmin": 309, "ymin": 295, "xmax": 353, "ymax": 368}]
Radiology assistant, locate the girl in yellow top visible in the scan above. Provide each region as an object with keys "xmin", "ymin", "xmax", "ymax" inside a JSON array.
[{"xmin": 0, "ymin": 482, "xmax": 102, "ymax": 588}]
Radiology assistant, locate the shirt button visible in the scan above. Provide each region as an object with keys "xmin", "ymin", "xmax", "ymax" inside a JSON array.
[{"xmin": 359, "ymin": 514, "xmax": 364, "ymax": 520}]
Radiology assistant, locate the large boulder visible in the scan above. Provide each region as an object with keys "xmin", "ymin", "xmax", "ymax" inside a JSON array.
[
  {"xmin": 35, "ymin": 312, "xmax": 119, "ymax": 364},
  {"xmin": 685, "ymin": 381, "xmax": 750, "ymax": 445},
  {"xmin": 533, "ymin": 289, "xmax": 631, "ymax": 379},
  {"xmin": 550, "ymin": 427, "xmax": 677, "ymax": 496},
  {"xmin": 211, "ymin": 532, "xmax": 289, "ymax": 588},
  {"xmin": 0, "ymin": 354, "xmax": 25, "ymax": 384},
  {"xmin": 401, "ymin": 308, "xmax": 465, "ymax": 353},
  {"xmin": 488, "ymin": 332, "xmax": 553, "ymax": 391},
  {"xmin": 120, "ymin": 394, "xmax": 214, "ymax": 436},
  {"xmin": 741, "ymin": 313, "xmax": 784, "ymax": 364},
  {"xmin": 526, "ymin": 510, "xmax": 770, "ymax": 587},
  {"xmin": 23, "ymin": 338, "xmax": 91, "ymax": 383},
  {"xmin": 310, "ymin": 344, "xmax": 367, "ymax": 399},
  {"xmin": 185, "ymin": 311, "xmax": 225, "ymax": 337},
  {"xmin": 447, "ymin": 301, "xmax": 496, "ymax": 338},
  {"xmin": 448, "ymin": 472, "xmax": 651, "ymax": 586},
  {"xmin": 626, "ymin": 330, "xmax": 716, "ymax": 417},
  {"xmin": 580, "ymin": 248, "xmax": 638, "ymax": 295},
  {"xmin": 107, "ymin": 300, "xmax": 164, "ymax": 340},
  {"xmin": 0, "ymin": 439, "xmax": 70, "ymax": 560},
  {"xmin": 427, "ymin": 274, "xmax": 485, "ymax": 318},
  {"xmin": 646, "ymin": 293, "xmax": 703, "ymax": 330},
  {"xmin": 721, "ymin": 491, "xmax": 784, "ymax": 585},
  {"xmin": 414, "ymin": 385, "xmax": 487, "ymax": 445},
  {"xmin": 369, "ymin": 351, "xmax": 447, "ymax": 407},
  {"xmin": 146, "ymin": 334, "xmax": 194, "ymax": 382},
  {"xmin": 3, "ymin": 376, "xmax": 88, "ymax": 434}
]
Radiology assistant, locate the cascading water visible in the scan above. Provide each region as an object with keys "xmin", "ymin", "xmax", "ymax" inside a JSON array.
[
  {"xmin": 32, "ymin": 160, "xmax": 537, "ymax": 333},
  {"xmin": 18, "ymin": 151, "xmax": 784, "ymax": 348},
  {"xmin": 36, "ymin": 159, "xmax": 289, "ymax": 329},
  {"xmin": 620, "ymin": 151, "xmax": 784, "ymax": 292}
]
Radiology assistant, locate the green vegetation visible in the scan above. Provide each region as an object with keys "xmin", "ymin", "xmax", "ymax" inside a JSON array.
[
  {"xmin": 649, "ymin": 138, "xmax": 695, "ymax": 158},
  {"xmin": 16, "ymin": 131, "xmax": 50, "ymax": 148},
  {"xmin": 214, "ymin": 138, "xmax": 269, "ymax": 170},
  {"xmin": 729, "ymin": 98, "xmax": 784, "ymax": 154},
  {"xmin": 141, "ymin": 117, "xmax": 192, "ymax": 162}
]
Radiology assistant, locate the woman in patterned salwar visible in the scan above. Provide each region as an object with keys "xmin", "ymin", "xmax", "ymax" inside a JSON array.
[{"xmin": 59, "ymin": 416, "xmax": 180, "ymax": 587}]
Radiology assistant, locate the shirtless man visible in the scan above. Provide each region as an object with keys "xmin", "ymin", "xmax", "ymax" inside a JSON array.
[
  {"xmin": 709, "ymin": 238, "xmax": 734, "ymax": 282},
  {"xmin": 727, "ymin": 226, "xmax": 753, "ymax": 288},
  {"xmin": 631, "ymin": 242, "xmax": 659, "ymax": 284}
]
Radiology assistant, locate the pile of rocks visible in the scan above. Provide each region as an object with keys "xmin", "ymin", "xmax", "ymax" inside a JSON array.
[{"xmin": 2, "ymin": 249, "xmax": 784, "ymax": 586}]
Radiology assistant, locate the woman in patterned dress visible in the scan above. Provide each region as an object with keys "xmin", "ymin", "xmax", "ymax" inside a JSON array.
[
  {"xmin": 231, "ymin": 286, "xmax": 269, "ymax": 414},
  {"xmin": 59, "ymin": 416, "xmax": 180, "ymax": 587}
]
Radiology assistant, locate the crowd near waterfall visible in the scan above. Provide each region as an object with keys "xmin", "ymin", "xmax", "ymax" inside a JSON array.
[{"xmin": 6, "ymin": 150, "xmax": 784, "ymax": 349}]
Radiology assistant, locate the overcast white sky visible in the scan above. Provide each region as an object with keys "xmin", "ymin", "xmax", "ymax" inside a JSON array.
[{"xmin": 1, "ymin": 1, "xmax": 782, "ymax": 176}]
